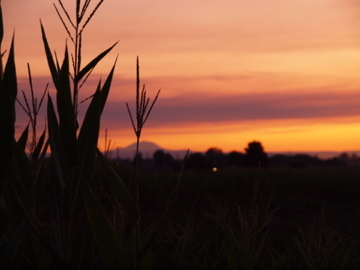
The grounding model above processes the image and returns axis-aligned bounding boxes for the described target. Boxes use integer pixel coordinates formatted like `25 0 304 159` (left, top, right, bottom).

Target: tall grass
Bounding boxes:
293 206 357 269
205 167 278 269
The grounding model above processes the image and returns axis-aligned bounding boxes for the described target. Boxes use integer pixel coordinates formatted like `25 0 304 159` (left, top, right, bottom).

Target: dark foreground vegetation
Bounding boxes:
1 1 360 269
114 162 360 269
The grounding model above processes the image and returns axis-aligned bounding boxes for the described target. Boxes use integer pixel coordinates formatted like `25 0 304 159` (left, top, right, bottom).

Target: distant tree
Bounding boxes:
205 147 224 168
186 152 208 170
338 153 350 163
244 141 269 167
269 154 291 167
227 151 245 167
336 152 360 166
324 157 346 166
290 154 318 167
153 149 174 169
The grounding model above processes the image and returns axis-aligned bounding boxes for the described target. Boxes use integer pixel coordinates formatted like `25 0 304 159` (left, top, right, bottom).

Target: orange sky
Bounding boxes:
3 0 360 154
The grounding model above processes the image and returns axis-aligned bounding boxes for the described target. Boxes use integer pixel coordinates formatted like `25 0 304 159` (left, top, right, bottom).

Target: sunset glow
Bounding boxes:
3 0 360 154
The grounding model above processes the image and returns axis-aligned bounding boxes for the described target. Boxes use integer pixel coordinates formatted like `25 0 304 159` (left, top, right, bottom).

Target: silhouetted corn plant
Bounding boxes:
0 0 138 268
41 1 142 267
16 63 48 160
54 0 107 123
125 56 161 268
0 4 19 266
126 56 160 174
0 0 189 268
0 4 67 268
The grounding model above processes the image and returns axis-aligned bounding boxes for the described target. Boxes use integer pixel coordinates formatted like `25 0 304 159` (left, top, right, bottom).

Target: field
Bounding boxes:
131 165 360 268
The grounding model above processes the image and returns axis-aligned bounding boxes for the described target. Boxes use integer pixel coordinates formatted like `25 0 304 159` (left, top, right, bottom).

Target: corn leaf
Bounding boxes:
0 35 17 165
12 139 33 191
77 84 101 180
83 180 130 269
17 125 29 153
99 57 117 112
57 46 78 167
9 142 70 268
40 22 59 89
78 60 116 179
47 94 67 190
39 137 49 160
2 35 17 113
75 41 118 82
48 95 75 226
32 127 46 160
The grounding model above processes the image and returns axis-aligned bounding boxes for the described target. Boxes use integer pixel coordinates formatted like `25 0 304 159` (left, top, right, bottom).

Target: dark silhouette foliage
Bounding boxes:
227 151 245 167
290 154 323 168
205 147 225 168
153 149 175 169
185 152 208 170
244 141 269 167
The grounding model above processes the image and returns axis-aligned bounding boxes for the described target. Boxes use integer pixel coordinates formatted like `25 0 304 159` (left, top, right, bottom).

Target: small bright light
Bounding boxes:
212 167 217 172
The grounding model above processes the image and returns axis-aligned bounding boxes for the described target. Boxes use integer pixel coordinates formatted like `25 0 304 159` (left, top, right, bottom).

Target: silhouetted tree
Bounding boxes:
244 141 269 167
153 150 165 165
205 147 224 168
186 152 208 170
269 154 291 167
227 151 245 167
337 152 360 166
153 149 174 169
324 157 346 166
290 154 322 168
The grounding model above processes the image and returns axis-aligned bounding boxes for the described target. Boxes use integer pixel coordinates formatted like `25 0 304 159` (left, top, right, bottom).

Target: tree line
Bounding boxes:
117 141 358 171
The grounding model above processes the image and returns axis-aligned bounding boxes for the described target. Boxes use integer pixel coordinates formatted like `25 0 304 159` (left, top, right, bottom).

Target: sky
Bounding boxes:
2 0 360 154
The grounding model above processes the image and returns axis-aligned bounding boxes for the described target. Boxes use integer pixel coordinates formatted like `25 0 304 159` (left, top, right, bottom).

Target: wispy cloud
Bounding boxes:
100 86 360 129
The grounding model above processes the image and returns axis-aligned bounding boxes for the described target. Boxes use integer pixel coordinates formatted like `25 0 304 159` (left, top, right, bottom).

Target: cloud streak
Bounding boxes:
17 75 360 129
101 88 360 129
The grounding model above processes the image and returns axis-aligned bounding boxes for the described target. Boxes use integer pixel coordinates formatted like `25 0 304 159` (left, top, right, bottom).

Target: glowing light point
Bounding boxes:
212 167 218 172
